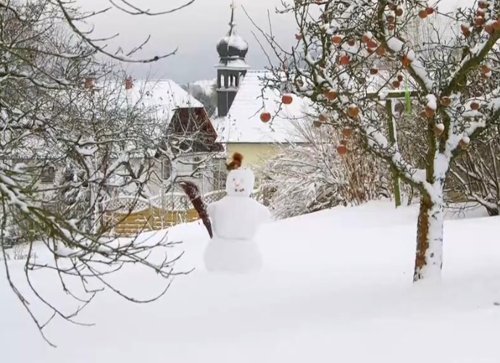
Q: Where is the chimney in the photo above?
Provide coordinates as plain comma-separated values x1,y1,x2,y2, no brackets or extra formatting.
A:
84,77,95,90
125,76,134,90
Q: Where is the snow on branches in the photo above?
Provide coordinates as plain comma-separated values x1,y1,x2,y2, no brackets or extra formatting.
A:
0,0,195,345
259,121,390,219
263,0,499,281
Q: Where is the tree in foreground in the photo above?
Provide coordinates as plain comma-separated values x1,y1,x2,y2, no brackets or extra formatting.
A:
0,0,195,345
263,0,499,280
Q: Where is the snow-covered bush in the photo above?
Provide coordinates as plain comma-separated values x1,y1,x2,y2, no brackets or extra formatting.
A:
448,128,500,216
260,123,389,219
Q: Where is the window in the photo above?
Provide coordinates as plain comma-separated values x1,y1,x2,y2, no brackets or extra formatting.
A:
40,166,56,183
161,159,172,180
212,158,227,191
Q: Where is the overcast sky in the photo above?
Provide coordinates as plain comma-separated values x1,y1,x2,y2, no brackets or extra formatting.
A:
79,0,468,85
78,0,294,85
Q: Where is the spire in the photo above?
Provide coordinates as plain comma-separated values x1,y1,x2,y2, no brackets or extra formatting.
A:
215,0,249,118
228,0,236,35
216,0,248,65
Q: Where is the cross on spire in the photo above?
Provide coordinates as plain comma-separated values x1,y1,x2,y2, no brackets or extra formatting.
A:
228,0,236,35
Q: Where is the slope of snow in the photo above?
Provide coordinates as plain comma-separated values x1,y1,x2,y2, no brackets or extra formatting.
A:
1,201,500,363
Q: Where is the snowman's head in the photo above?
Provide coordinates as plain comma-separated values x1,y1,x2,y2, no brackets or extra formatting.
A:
225,168,255,197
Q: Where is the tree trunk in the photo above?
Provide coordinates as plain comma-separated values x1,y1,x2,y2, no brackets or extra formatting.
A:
486,206,499,217
413,192,445,281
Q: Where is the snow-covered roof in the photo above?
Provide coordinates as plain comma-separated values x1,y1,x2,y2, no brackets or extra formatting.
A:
3,79,207,161
3,134,61,160
213,71,310,144
126,79,204,124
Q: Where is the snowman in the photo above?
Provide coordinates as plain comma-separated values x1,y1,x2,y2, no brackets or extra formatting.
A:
204,153,271,273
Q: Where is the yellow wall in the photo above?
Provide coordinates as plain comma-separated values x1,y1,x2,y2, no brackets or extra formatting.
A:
227,143,281,168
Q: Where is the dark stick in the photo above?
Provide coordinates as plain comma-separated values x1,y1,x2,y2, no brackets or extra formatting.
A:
179,181,213,238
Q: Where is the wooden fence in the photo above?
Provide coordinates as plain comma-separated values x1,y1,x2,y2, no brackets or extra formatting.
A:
104,189,267,236
103,190,226,236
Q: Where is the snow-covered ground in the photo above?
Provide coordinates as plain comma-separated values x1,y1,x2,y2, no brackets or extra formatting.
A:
1,201,500,362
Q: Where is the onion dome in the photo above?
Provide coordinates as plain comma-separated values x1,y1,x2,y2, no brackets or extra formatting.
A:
217,33,248,60
216,2,248,64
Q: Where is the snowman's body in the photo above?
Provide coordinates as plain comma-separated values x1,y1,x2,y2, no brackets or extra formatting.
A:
204,168,270,273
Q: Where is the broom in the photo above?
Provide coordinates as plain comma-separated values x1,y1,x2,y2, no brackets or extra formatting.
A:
179,181,213,238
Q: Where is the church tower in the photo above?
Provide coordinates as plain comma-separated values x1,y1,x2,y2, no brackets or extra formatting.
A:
216,2,249,118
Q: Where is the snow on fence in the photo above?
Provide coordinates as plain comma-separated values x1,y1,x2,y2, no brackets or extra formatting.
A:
104,188,267,236
104,190,226,236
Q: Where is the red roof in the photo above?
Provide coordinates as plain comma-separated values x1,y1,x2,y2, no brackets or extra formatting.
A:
168,107,224,153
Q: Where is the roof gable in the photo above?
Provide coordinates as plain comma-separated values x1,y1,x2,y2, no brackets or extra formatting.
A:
126,79,203,125
213,70,310,144
168,107,223,153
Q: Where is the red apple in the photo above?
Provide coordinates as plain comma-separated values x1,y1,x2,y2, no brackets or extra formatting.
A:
402,55,412,68
461,24,471,37
337,144,348,155
332,35,343,44
342,127,353,138
260,112,272,123
319,113,329,123
282,94,293,105
324,90,338,101
481,64,491,74
470,101,480,110
367,39,378,49
478,0,489,9
425,106,435,118
376,46,386,56
339,54,351,65
440,96,451,107
347,104,360,118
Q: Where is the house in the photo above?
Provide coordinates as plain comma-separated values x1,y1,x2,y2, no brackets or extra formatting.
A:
1,76,225,234
212,5,310,168
125,79,224,195
213,70,309,166
97,78,226,234
21,78,224,196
